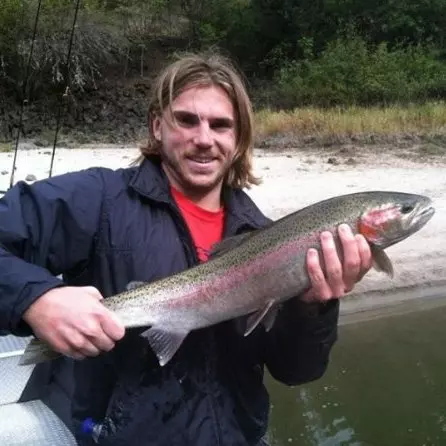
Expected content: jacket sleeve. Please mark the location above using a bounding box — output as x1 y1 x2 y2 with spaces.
0 169 105 336
264 297 339 386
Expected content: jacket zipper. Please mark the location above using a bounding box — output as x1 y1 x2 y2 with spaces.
167 201 222 445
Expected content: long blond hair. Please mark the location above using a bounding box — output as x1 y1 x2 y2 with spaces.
135 52 261 189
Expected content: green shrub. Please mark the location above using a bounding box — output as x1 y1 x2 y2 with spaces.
274 37 446 107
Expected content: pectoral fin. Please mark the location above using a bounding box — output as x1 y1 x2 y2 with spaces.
371 245 394 278
244 300 277 336
19 338 61 366
140 327 189 367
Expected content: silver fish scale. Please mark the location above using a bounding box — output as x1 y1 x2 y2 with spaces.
105 271 215 310
273 194 361 236
0 400 77 445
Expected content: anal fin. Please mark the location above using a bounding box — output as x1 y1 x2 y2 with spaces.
140 327 189 366
262 305 279 332
244 300 277 337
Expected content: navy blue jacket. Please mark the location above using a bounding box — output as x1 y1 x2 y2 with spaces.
0 156 339 445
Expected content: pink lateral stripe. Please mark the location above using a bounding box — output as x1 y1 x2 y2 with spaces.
167 233 319 309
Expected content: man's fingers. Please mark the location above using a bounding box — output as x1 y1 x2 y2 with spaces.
87 327 116 353
84 286 103 300
80 288 124 344
62 311 119 358
338 224 360 292
23 286 125 361
320 231 345 297
60 326 101 358
77 316 117 352
306 248 332 301
99 309 125 342
356 234 373 279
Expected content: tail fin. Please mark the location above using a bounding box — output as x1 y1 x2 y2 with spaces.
19 338 61 366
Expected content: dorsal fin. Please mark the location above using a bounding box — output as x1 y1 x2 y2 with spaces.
126 281 147 291
209 231 255 258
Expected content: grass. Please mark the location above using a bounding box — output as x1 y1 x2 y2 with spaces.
254 101 446 143
418 143 446 156
0 142 12 152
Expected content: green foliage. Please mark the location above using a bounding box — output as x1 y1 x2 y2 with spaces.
0 0 30 86
326 0 446 50
1 0 446 107
205 0 446 78
0 0 128 98
274 37 446 107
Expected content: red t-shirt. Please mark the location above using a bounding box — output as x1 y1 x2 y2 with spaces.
171 187 224 262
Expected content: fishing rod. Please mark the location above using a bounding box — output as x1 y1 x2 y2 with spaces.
1 0 81 197
48 0 81 179
0 0 42 196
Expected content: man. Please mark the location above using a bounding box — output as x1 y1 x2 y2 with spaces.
0 53 372 445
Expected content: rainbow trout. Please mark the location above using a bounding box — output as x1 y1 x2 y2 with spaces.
20 191 434 367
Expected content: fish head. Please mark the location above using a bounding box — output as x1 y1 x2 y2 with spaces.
357 192 435 249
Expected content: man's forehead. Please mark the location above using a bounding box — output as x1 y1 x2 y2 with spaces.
170 85 234 117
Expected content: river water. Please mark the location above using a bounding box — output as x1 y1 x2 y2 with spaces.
267 302 446 446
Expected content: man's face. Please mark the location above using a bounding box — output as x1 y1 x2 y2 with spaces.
152 85 237 195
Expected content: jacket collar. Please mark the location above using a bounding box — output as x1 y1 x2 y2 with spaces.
128 156 270 233
128 155 171 204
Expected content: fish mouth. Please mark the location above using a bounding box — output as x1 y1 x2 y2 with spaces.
382 200 435 248
410 203 435 233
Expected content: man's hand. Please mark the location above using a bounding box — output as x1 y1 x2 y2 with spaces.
303 224 373 303
22 286 125 360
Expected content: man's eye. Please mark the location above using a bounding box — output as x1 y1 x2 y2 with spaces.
174 113 198 127
178 116 196 127
211 120 233 130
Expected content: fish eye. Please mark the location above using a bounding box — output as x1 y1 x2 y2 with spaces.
400 204 414 214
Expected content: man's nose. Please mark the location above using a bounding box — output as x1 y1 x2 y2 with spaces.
194 122 212 148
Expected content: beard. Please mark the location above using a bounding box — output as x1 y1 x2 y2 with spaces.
160 149 233 194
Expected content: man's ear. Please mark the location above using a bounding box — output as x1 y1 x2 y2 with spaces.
152 115 161 141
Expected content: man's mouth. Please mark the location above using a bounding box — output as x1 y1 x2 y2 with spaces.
188 157 216 164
